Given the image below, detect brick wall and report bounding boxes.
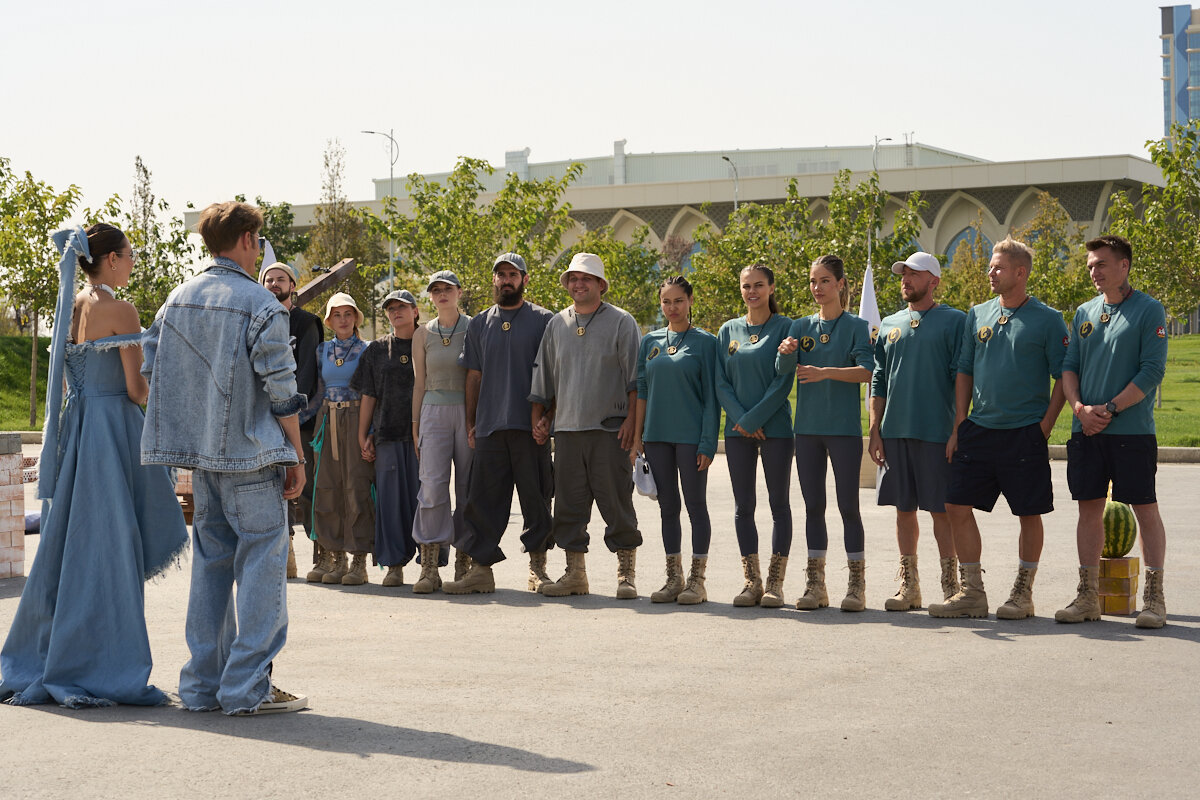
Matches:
[0,433,24,579]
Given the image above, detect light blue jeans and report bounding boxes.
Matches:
[179,466,289,714]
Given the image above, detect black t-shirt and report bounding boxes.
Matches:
[350,335,414,443]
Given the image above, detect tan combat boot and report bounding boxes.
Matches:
[321,551,348,584]
[929,563,987,618]
[528,551,553,592]
[454,548,473,581]
[381,564,404,587]
[940,555,961,600]
[616,549,638,599]
[444,562,496,594]
[1135,569,1166,629]
[341,552,369,585]
[676,557,708,605]
[305,548,333,583]
[761,554,789,608]
[651,554,684,603]
[795,557,829,610]
[542,551,589,597]
[884,554,921,611]
[286,537,298,579]
[413,543,443,594]
[1054,566,1101,623]
[733,555,764,607]
[841,559,866,612]
[996,565,1037,619]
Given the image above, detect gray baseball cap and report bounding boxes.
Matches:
[492,252,527,273]
[425,270,461,290]
[381,289,417,309]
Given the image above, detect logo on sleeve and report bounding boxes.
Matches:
[887,327,901,344]
[1079,321,1093,339]
[977,326,993,343]
[1062,335,1069,348]
[728,340,740,355]
[1156,326,1166,338]
[799,336,816,352]
[647,346,660,360]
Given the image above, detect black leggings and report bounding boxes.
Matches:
[724,436,794,557]
[643,442,711,555]
[794,434,865,554]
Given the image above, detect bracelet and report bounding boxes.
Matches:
[294,458,306,465]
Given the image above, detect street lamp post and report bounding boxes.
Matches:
[867,136,892,273]
[721,155,740,212]
[362,128,399,290]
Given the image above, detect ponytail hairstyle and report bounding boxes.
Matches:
[82,224,127,278]
[740,264,779,314]
[811,253,849,310]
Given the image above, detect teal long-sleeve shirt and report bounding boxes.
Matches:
[1063,290,1167,436]
[636,327,720,457]
[716,314,794,439]
[775,312,873,436]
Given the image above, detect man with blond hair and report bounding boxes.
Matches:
[930,236,1068,620]
[142,201,308,715]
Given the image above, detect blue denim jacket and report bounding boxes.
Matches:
[141,258,306,471]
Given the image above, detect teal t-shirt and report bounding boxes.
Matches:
[1063,290,1167,436]
[871,304,965,443]
[716,314,794,439]
[957,296,1069,430]
[637,327,721,456]
[776,312,873,437]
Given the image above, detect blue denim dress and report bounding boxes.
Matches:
[0,334,188,707]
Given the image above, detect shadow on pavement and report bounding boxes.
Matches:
[17,704,594,773]
[0,577,27,601]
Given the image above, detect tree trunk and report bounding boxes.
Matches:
[29,307,38,429]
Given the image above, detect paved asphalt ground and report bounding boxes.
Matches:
[3,447,1199,799]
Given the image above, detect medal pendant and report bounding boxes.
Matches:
[400,355,409,364]
[819,334,830,344]
[909,319,920,329]
[1100,313,1111,323]
[442,337,451,346]
[667,346,678,355]
[748,334,759,344]
[335,358,344,367]
[501,321,511,331]
[998,315,1009,325]
[576,327,586,336]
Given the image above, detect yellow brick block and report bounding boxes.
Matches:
[1100,557,1139,579]
[1099,576,1139,596]
[1101,594,1137,616]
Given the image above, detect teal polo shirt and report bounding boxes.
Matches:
[716,314,794,439]
[957,296,1069,430]
[776,312,873,436]
[1063,290,1167,436]
[637,327,721,457]
[871,304,965,443]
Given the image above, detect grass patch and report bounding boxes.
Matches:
[0,335,50,431]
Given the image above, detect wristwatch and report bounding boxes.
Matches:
[1104,401,1119,416]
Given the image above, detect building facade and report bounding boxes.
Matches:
[1162,4,1200,135]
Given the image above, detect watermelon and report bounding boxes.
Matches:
[1102,500,1137,559]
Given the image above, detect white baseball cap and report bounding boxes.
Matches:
[891,251,941,277]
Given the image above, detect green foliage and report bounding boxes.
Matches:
[358,156,583,316]
[552,226,662,324]
[937,213,991,311]
[1013,191,1094,322]
[1108,120,1200,319]
[0,336,49,430]
[235,193,309,266]
[689,171,925,331]
[0,169,82,329]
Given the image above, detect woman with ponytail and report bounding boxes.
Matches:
[0,224,188,708]
[776,254,874,613]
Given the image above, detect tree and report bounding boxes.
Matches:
[359,156,584,316]
[1013,191,1094,322]
[552,225,662,324]
[304,139,386,328]
[688,171,925,331]
[936,213,991,311]
[0,169,81,426]
[1108,120,1200,319]
[659,234,694,275]
[118,157,196,327]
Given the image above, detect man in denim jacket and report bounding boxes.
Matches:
[142,201,308,715]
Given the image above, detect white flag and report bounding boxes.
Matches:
[858,265,882,410]
[261,238,278,270]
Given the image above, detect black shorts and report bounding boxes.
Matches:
[1066,432,1157,505]
[945,419,1053,516]
[876,438,951,513]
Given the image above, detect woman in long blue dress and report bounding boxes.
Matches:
[0,224,188,708]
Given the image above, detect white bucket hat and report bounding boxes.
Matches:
[323,292,364,327]
[560,252,608,294]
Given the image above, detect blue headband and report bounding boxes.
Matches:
[39,226,92,501]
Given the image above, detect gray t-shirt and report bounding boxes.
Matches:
[528,302,640,433]
[462,301,553,438]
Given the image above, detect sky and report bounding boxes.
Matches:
[0,0,1178,221]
